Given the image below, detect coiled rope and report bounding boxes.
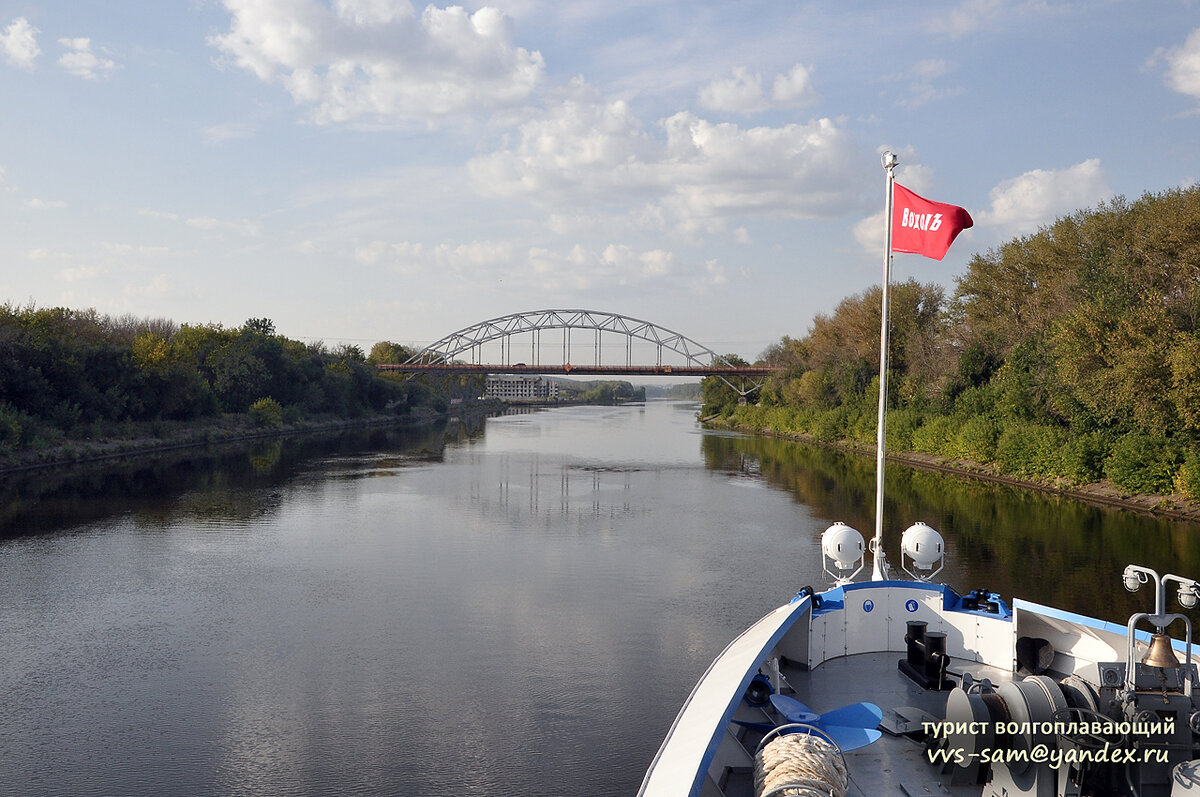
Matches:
[754,730,848,797]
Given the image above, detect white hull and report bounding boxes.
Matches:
[639,579,1199,797]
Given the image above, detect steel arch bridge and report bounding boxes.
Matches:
[376,309,774,395]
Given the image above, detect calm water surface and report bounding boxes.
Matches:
[1,401,1198,796]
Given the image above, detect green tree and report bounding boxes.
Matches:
[244,318,276,336]
[248,397,284,428]
[1053,301,1178,432]
[700,354,754,417]
[805,280,944,376]
[368,341,415,364]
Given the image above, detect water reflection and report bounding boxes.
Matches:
[0,421,466,539]
[701,432,1200,624]
[468,463,641,522]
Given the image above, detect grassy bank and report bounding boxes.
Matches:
[705,406,1200,523]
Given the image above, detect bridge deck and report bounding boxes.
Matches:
[376,364,778,377]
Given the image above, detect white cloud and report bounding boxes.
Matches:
[354,240,389,264]
[911,59,951,80]
[662,112,859,218]
[1,17,39,70]
[333,0,413,26]
[351,236,728,294]
[524,244,694,291]
[771,64,816,106]
[469,96,860,237]
[29,247,67,261]
[704,259,728,287]
[981,158,1110,233]
[888,59,963,108]
[139,208,181,221]
[140,208,259,236]
[929,0,1069,38]
[699,67,766,113]
[895,163,936,195]
[209,0,544,124]
[125,274,172,299]
[26,198,67,209]
[657,112,857,227]
[469,96,655,204]
[55,265,105,283]
[1164,28,1200,102]
[853,210,887,254]
[100,242,171,258]
[932,0,1008,37]
[629,247,673,277]
[0,164,15,195]
[356,239,515,274]
[202,122,256,144]
[57,37,116,80]
[184,216,221,230]
[698,63,815,114]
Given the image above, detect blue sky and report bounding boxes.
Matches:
[2,0,1199,361]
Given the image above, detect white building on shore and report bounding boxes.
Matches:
[484,375,560,400]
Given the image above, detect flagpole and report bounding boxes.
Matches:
[872,151,897,581]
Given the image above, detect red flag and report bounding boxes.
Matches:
[891,183,973,260]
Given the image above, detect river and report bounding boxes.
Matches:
[1,400,1197,796]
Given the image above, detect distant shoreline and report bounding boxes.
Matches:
[0,396,649,475]
[0,407,462,476]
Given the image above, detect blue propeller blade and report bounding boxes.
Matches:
[768,694,883,752]
[817,701,883,730]
[769,694,821,724]
[820,725,883,752]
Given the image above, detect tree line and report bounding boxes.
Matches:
[559,379,646,403]
[0,307,434,452]
[703,184,1200,499]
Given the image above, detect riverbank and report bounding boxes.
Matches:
[0,404,502,475]
[704,416,1200,524]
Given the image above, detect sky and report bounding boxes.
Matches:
[1,0,1199,362]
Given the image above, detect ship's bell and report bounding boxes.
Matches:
[1142,632,1181,669]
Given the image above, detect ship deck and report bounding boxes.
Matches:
[710,652,1017,797]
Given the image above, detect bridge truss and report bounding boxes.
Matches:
[389,309,770,397]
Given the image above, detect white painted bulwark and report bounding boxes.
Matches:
[638,598,811,797]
